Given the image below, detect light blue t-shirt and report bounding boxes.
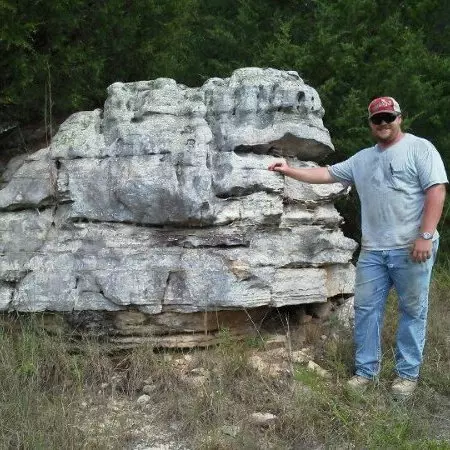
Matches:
[328,133,448,250]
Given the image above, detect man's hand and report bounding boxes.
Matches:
[411,238,433,263]
[268,159,289,175]
[268,160,335,184]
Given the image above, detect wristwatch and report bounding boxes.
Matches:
[419,232,433,240]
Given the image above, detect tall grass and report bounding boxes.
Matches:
[422,264,450,396]
[0,315,117,449]
[0,265,449,450]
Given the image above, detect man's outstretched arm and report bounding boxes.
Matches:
[268,160,335,184]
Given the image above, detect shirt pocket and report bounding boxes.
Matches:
[389,161,409,192]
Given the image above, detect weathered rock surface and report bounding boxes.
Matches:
[0,68,357,344]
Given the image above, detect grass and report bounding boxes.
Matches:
[0,266,449,449]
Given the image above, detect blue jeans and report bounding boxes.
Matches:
[354,240,438,381]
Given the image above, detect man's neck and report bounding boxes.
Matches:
[377,131,405,149]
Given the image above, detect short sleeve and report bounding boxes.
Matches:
[328,157,355,184]
[415,142,448,190]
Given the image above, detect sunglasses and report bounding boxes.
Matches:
[370,113,399,125]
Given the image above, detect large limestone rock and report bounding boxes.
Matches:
[0,68,357,344]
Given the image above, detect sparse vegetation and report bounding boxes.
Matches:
[0,266,449,449]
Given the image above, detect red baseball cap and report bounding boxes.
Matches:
[368,97,401,118]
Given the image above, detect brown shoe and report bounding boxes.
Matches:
[346,375,372,392]
[391,377,417,398]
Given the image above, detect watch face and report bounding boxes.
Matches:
[421,232,433,240]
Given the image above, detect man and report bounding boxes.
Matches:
[268,97,448,397]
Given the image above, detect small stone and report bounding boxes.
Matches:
[220,425,240,437]
[142,384,157,395]
[307,361,332,379]
[190,367,208,376]
[136,394,151,405]
[264,347,289,359]
[248,355,265,372]
[185,375,208,387]
[262,334,286,349]
[334,296,355,328]
[291,349,311,363]
[249,412,278,427]
[173,354,194,368]
[320,334,327,341]
[248,354,289,377]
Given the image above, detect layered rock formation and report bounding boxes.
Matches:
[0,68,357,345]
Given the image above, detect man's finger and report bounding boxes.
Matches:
[418,251,430,262]
[411,251,426,263]
[268,162,281,171]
